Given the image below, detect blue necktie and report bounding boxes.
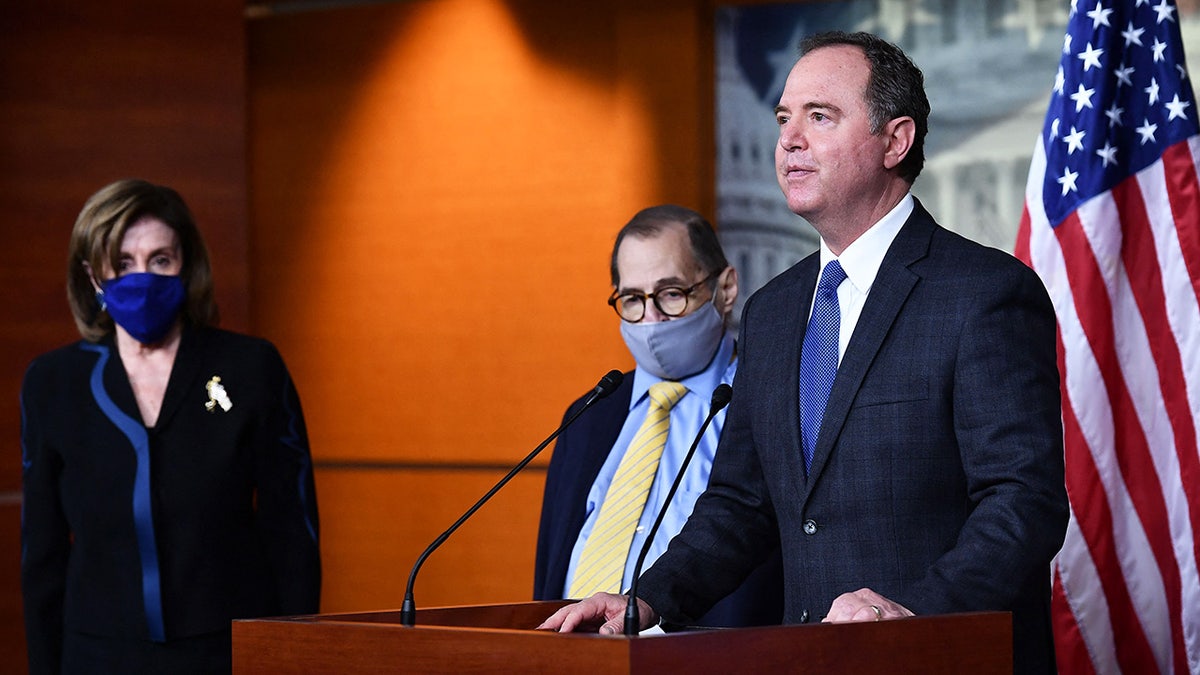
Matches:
[800,260,846,475]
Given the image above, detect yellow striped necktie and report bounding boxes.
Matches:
[568,380,688,597]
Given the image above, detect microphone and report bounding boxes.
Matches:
[623,382,732,636]
[400,369,624,627]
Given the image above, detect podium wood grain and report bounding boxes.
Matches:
[232,600,1012,674]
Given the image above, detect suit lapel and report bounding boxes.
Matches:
[582,383,632,488]
[101,337,142,423]
[155,327,205,430]
[548,379,633,591]
[802,205,937,496]
[760,256,818,493]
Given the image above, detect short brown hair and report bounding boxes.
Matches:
[67,179,219,341]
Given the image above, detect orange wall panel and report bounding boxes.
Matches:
[250,0,715,611]
[316,468,545,611]
[250,0,712,465]
[0,0,725,660]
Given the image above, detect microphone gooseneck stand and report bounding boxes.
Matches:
[623,383,732,636]
[400,369,625,627]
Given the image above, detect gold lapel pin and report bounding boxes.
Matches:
[205,376,233,413]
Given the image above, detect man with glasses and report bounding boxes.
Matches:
[534,204,782,627]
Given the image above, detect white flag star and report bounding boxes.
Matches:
[1050,118,1062,140]
[1165,94,1192,121]
[1072,83,1097,111]
[1151,37,1168,62]
[1058,166,1080,195]
[1136,118,1159,144]
[1105,102,1125,127]
[1087,2,1114,28]
[1078,42,1105,71]
[1095,141,1119,168]
[1055,66,1066,94]
[1153,0,1177,24]
[1115,64,1135,87]
[1064,126,1087,154]
[1145,78,1161,105]
[1121,22,1145,47]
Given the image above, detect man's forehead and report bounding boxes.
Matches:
[615,225,701,286]
[787,45,868,89]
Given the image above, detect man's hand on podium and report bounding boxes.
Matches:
[537,593,659,635]
[822,587,914,623]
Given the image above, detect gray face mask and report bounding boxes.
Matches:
[619,301,725,380]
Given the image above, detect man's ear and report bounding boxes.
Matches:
[881,116,915,171]
[715,266,739,317]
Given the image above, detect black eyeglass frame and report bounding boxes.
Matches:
[607,271,719,323]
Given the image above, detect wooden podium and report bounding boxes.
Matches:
[232,600,1011,674]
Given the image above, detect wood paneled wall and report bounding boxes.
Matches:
[249,0,716,612]
[0,1,249,670]
[1,0,726,667]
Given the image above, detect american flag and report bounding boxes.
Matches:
[1015,0,1200,673]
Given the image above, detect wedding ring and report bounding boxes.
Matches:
[870,604,882,621]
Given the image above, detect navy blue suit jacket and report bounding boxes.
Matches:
[534,371,783,627]
[21,327,321,673]
[638,202,1068,673]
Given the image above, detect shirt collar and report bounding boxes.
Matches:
[818,193,913,295]
[629,329,736,410]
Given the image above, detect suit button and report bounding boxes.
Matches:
[803,519,818,535]
[800,610,810,623]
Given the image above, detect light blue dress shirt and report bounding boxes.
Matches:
[563,331,737,596]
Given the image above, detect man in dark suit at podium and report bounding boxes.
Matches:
[534,205,782,627]
[540,32,1067,675]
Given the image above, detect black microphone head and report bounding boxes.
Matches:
[711,383,732,411]
[594,369,624,398]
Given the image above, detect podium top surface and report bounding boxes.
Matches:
[233,600,1012,674]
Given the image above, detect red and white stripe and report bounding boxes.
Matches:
[1016,134,1200,674]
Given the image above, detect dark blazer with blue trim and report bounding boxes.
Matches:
[534,372,784,627]
[20,327,320,673]
[637,203,1068,674]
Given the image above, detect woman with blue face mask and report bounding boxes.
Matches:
[20,179,321,674]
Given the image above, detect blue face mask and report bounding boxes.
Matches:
[97,273,186,344]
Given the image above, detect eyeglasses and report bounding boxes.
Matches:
[608,272,718,323]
